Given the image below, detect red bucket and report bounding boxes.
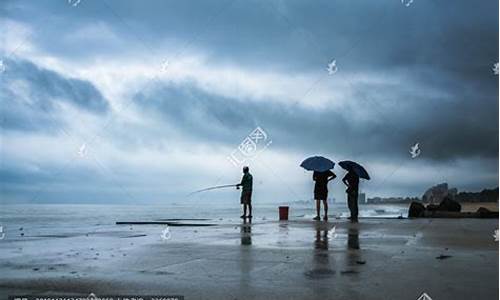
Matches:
[279,206,289,220]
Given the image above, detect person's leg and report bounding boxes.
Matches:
[240,194,245,218]
[322,199,328,220]
[248,192,253,218]
[314,200,321,220]
[347,193,354,219]
[242,204,247,218]
[348,193,358,222]
[352,192,359,220]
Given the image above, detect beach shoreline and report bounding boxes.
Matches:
[0,217,497,300]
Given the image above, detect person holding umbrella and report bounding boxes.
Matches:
[342,170,359,222]
[339,161,370,223]
[313,170,336,221]
[300,156,336,221]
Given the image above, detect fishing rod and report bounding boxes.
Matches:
[187,184,239,196]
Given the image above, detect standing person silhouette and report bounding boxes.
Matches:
[342,170,360,222]
[313,170,336,221]
[237,166,253,219]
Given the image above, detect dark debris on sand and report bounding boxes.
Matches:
[436,254,452,260]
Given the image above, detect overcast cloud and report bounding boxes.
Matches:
[0,0,498,204]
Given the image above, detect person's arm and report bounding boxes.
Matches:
[236,175,245,188]
[342,174,349,187]
[328,171,337,181]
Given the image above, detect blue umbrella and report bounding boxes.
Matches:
[300,156,335,172]
[338,160,370,180]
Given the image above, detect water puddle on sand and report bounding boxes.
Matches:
[405,231,423,246]
[304,268,336,279]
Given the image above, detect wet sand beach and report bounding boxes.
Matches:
[0,217,497,300]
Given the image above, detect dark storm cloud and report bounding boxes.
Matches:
[135,76,498,161]
[3,0,497,76]
[0,58,109,131]
[4,0,496,115]
[0,0,497,202]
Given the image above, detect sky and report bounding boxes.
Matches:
[0,0,498,204]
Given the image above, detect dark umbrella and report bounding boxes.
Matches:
[338,160,370,180]
[300,156,335,172]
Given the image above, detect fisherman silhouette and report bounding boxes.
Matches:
[236,166,253,219]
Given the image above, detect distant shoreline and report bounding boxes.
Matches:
[360,201,499,205]
[360,201,499,212]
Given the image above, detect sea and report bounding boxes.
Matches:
[0,202,407,241]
